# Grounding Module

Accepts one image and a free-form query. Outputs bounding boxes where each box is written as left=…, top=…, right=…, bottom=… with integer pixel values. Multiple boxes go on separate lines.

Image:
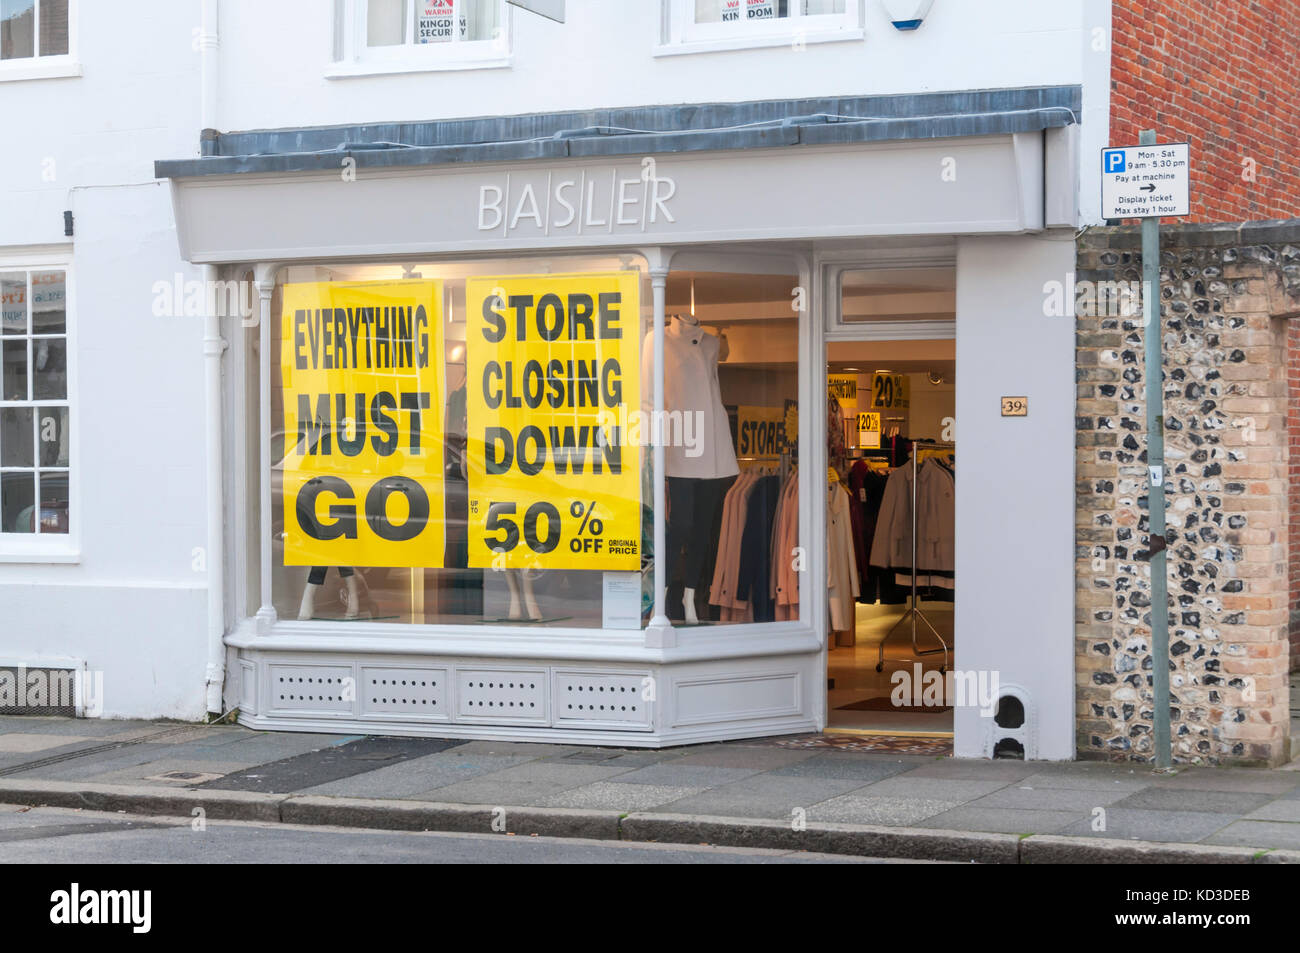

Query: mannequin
left=642, top=313, right=740, bottom=623
left=298, top=566, right=359, bottom=620
left=296, top=476, right=360, bottom=620
left=504, top=569, right=542, bottom=621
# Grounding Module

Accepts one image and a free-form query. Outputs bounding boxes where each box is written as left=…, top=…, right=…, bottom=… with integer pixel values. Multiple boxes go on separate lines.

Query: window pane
left=1, top=273, right=26, bottom=335
left=464, top=0, right=498, bottom=42
left=803, top=0, right=844, bottom=13
left=38, top=0, right=67, bottom=55
left=839, top=267, right=956, bottom=324
left=367, top=0, right=406, bottom=46
left=1, top=472, right=34, bottom=533
left=38, top=471, right=68, bottom=533
left=1, top=407, right=33, bottom=467
left=417, top=0, right=473, bottom=43
left=0, top=0, right=34, bottom=59
left=696, top=0, right=787, bottom=23
left=37, top=405, right=67, bottom=466
left=32, top=338, right=65, bottom=399
left=271, top=254, right=650, bottom=628
left=31, top=271, right=65, bottom=334
left=2, top=340, right=27, bottom=401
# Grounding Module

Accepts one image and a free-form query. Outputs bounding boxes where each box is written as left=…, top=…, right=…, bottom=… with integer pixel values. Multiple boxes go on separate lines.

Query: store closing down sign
left=857, top=411, right=881, bottom=448
left=827, top=374, right=857, bottom=409
left=466, top=272, right=641, bottom=570
left=737, top=405, right=786, bottom=465
left=1101, top=143, right=1190, bottom=219
left=281, top=280, right=445, bottom=567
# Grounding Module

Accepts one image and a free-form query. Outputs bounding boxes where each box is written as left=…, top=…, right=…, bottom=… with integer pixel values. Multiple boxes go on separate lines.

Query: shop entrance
left=823, top=263, right=956, bottom=736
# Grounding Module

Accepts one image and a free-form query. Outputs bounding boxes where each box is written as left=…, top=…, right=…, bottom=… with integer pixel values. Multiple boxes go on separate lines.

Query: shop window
left=660, top=0, right=859, bottom=54
left=0, top=268, right=72, bottom=550
left=264, top=255, right=804, bottom=631
left=331, top=0, right=509, bottom=75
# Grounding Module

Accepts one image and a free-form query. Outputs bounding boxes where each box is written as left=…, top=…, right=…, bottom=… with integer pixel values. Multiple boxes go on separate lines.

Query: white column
left=203, top=264, right=227, bottom=713
left=253, top=264, right=280, bottom=633
left=643, top=250, right=675, bottom=648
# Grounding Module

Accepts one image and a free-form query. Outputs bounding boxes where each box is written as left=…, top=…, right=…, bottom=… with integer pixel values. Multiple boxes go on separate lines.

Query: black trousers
left=667, top=476, right=735, bottom=604
left=307, top=565, right=354, bottom=586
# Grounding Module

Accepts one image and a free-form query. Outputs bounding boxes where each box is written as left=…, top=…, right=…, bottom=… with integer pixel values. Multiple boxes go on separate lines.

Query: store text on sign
left=466, top=273, right=642, bottom=571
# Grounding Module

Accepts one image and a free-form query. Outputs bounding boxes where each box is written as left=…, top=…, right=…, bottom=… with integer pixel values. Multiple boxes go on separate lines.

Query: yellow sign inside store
left=736, top=405, right=786, bottom=466
left=871, top=372, right=910, bottom=410
left=280, top=280, right=446, bottom=567
left=465, top=272, right=641, bottom=571
left=857, top=411, right=881, bottom=449
left=827, top=374, right=858, bottom=410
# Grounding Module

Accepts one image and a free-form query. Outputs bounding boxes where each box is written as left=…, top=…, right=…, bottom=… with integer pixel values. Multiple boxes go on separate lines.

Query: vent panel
left=360, top=666, right=449, bottom=720
left=456, top=669, right=548, bottom=723
left=554, top=671, right=652, bottom=728
left=268, top=664, right=354, bottom=713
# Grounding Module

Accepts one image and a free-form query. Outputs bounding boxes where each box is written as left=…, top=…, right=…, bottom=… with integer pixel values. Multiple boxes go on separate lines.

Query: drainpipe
left=203, top=264, right=227, bottom=716
left=200, top=1, right=226, bottom=715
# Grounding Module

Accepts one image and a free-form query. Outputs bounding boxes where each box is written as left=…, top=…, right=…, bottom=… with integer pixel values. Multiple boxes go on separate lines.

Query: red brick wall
left=1110, top=0, right=1300, bottom=223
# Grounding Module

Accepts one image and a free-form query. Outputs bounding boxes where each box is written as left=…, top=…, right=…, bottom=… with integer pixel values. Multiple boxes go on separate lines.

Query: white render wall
left=216, top=1, right=1096, bottom=142
left=0, top=1, right=209, bottom=719
left=953, top=234, right=1077, bottom=760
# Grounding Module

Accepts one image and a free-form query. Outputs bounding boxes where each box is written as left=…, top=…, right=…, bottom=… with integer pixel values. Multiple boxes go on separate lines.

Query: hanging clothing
left=826, top=480, right=860, bottom=632
left=736, top=474, right=782, bottom=623
left=869, top=455, right=955, bottom=594
left=709, top=470, right=759, bottom=621
left=772, top=471, right=800, bottom=621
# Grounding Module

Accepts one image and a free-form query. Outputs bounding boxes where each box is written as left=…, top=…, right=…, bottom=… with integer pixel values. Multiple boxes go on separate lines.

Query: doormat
left=837, top=697, right=952, bottom=714
left=755, top=733, right=954, bottom=755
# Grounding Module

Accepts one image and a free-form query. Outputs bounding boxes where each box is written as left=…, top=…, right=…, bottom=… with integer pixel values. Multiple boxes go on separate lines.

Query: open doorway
left=825, top=264, right=956, bottom=735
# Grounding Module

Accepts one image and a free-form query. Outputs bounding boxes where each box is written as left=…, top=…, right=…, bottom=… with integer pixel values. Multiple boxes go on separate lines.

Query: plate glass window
left=0, top=269, right=70, bottom=536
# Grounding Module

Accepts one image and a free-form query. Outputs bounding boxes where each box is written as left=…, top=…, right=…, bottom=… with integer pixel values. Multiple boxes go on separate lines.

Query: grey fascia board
left=155, top=85, right=1081, bottom=180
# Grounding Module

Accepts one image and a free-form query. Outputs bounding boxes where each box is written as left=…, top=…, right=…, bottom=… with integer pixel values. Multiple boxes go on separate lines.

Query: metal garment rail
left=874, top=439, right=954, bottom=674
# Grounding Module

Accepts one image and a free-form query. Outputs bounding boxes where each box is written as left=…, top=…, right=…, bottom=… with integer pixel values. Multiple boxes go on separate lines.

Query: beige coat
left=827, top=481, right=860, bottom=632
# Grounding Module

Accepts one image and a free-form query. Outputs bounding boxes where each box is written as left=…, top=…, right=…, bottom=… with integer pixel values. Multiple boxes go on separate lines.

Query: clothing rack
left=875, top=438, right=955, bottom=674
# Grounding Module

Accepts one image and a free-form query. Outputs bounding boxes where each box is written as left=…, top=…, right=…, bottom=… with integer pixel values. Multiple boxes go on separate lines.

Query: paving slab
left=918, top=806, right=1083, bottom=835
left=650, top=775, right=863, bottom=820
left=1013, top=769, right=1150, bottom=793
left=1054, top=808, right=1236, bottom=843
left=1242, top=800, right=1300, bottom=822
left=79, top=760, right=253, bottom=786
left=0, top=733, right=95, bottom=753
left=768, top=755, right=917, bottom=783
left=852, top=776, right=1011, bottom=802
left=807, top=795, right=959, bottom=826
left=536, top=782, right=703, bottom=812
left=303, top=753, right=533, bottom=799
left=968, top=785, right=1135, bottom=811
left=668, top=747, right=818, bottom=770
left=900, top=759, right=1041, bottom=781
left=423, top=763, right=629, bottom=805
left=1204, top=820, right=1300, bottom=850
left=608, top=763, right=763, bottom=788
left=1152, top=768, right=1300, bottom=796
left=1112, top=787, right=1274, bottom=815
left=203, top=736, right=466, bottom=793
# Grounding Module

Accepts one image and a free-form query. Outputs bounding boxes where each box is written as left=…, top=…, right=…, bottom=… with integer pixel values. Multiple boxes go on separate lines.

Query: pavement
left=2, top=715, right=1300, bottom=863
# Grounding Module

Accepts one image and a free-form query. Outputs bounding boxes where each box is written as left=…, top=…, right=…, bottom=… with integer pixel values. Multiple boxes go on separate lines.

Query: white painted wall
left=953, top=234, right=1077, bottom=759
left=0, top=1, right=209, bottom=719
left=216, top=0, right=1090, bottom=131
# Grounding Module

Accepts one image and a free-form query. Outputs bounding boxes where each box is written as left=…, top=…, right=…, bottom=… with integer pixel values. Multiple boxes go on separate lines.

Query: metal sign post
left=1102, top=129, right=1190, bottom=771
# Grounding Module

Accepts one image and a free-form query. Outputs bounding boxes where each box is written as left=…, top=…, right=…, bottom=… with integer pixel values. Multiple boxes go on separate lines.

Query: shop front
left=157, top=93, right=1081, bottom=755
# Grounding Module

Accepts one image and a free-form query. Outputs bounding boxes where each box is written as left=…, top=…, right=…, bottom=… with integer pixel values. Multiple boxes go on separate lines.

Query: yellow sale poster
left=465, top=272, right=641, bottom=571
left=280, top=280, right=445, bottom=567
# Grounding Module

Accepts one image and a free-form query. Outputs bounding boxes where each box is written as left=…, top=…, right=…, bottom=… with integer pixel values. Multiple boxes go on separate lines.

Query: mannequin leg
left=504, top=569, right=523, bottom=620
left=520, top=572, right=542, bottom=621
left=343, top=572, right=359, bottom=620
left=682, top=586, right=699, bottom=624
left=299, top=566, right=328, bottom=620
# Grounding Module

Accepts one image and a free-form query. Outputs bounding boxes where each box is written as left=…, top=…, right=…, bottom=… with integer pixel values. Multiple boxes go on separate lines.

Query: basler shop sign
left=280, top=280, right=445, bottom=567
left=465, top=272, right=641, bottom=571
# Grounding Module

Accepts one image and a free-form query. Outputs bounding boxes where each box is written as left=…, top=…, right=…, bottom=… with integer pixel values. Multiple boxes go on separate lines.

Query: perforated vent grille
left=456, top=670, right=547, bottom=723
left=554, top=672, right=652, bottom=728
left=361, top=667, right=448, bottom=720
left=268, top=665, right=354, bottom=712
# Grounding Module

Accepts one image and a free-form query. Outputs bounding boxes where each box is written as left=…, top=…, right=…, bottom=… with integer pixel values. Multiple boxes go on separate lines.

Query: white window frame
left=328, top=0, right=512, bottom=78
left=0, top=0, right=80, bottom=83
left=0, top=249, right=78, bottom=563
left=658, top=0, right=863, bottom=56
